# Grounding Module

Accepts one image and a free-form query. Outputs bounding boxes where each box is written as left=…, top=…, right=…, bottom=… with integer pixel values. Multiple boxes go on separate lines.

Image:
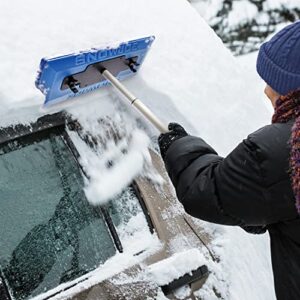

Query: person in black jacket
left=158, top=22, right=300, bottom=300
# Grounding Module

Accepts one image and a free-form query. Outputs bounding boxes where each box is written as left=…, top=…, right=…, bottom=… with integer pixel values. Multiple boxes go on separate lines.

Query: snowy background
left=190, top=0, right=300, bottom=55
left=0, top=0, right=294, bottom=299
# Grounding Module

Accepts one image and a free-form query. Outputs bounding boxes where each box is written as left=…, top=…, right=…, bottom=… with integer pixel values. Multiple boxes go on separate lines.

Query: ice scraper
left=36, top=36, right=168, bottom=133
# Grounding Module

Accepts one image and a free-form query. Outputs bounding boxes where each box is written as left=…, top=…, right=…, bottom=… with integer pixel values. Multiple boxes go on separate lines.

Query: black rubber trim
left=2, top=126, right=68, bottom=156
left=101, top=207, right=123, bottom=253
left=132, top=182, right=155, bottom=234
left=161, top=265, right=209, bottom=295
left=60, top=129, right=87, bottom=176
left=0, top=112, right=67, bottom=145
left=0, top=271, right=11, bottom=300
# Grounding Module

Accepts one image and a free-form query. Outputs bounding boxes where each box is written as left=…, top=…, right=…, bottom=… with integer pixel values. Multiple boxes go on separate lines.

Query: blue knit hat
left=257, top=21, right=300, bottom=95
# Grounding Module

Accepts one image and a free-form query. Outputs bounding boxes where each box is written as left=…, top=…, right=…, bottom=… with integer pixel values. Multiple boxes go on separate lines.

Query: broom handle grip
left=102, top=69, right=168, bottom=133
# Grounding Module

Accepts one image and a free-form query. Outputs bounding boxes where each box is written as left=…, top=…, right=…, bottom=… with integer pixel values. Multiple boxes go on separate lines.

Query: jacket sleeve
left=163, top=135, right=272, bottom=226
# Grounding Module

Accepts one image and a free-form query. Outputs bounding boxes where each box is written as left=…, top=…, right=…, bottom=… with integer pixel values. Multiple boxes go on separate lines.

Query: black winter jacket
left=163, top=120, right=300, bottom=300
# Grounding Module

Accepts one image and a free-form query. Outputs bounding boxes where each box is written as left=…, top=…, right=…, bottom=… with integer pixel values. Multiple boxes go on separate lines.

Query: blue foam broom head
left=35, top=36, right=155, bottom=105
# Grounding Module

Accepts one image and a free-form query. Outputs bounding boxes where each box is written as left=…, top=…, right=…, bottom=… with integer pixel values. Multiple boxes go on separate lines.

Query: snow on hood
left=0, top=0, right=270, bottom=154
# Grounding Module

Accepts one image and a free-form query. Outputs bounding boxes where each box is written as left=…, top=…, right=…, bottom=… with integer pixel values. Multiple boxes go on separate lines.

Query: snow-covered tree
left=190, top=0, right=300, bottom=55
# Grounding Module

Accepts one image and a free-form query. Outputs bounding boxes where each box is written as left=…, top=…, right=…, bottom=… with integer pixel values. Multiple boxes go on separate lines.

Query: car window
left=109, top=186, right=142, bottom=228
left=108, top=185, right=152, bottom=247
left=0, top=132, right=116, bottom=300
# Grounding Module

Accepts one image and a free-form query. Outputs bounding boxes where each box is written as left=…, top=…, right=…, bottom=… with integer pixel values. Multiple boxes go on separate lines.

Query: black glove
left=158, top=123, right=188, bottom=159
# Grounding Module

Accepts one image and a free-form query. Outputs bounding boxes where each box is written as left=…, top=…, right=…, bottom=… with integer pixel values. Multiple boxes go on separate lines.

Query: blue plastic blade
left=35, top=36, right=155, bottom=105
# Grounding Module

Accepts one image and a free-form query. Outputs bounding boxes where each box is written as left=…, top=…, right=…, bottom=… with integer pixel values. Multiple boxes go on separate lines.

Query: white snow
left=227, top=1, right=258, bottom=27
left=147, top=248, right=206, bottom=286
left=193, top=0, right=224, bottom=23
left=66, top=101, right=161, bottom=205
left=83, top=128, right=150, bottom=205
left=191, top=0, right=300, bottom=23
left=0, top=0, right=270, bottom=156
left=264, top=0, right=300, bottom=10
left=173, top=285, right=192, bottom=300
left=0, top=0, right=277, bottom=299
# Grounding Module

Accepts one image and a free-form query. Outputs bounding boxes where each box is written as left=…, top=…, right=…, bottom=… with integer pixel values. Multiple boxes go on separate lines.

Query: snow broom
left=36, top=36, right=168, bottom=133
left=35, top=36, right=168, bottom=205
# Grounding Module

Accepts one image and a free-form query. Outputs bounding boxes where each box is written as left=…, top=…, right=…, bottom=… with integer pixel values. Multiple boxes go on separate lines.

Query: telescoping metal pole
left=101, top=69, right=168, bottom=133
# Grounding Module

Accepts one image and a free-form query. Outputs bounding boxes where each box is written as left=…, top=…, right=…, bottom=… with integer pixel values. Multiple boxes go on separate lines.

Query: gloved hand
left=158, top=123, right=188, bottom=159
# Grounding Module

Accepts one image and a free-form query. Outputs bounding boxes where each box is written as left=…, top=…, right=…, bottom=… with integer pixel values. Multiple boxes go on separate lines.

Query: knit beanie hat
left=257, top=21, right=300, bottom=96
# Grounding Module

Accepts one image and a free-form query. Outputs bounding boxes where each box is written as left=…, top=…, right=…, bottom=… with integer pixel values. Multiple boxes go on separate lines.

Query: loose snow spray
left=85, top=128, right=151, bottom=205
left=67, top=99, right=158, bottom=206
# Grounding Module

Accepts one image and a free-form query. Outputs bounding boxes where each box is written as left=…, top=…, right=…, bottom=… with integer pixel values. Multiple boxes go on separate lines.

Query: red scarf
left=272, top=89, right=300, bottom=214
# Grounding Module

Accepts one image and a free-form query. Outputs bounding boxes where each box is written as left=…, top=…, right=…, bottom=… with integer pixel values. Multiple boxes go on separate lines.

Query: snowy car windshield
left=0, top=126, right=149, bottom=300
